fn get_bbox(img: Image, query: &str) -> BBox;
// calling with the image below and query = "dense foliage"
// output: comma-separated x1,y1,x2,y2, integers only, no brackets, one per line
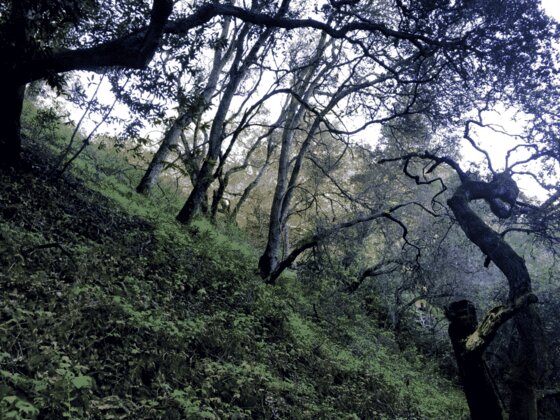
0,115,467,419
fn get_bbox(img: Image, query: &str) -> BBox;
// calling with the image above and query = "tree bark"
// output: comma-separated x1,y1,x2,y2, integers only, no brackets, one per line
136,118,184,194
176,158,214,223
0,1,30,168
259,105,298,276
446,300,503,420
0,82,25,167
445,294,538,420
210,168,227,223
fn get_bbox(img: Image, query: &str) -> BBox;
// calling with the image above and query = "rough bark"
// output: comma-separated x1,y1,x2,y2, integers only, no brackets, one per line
446,300,503,420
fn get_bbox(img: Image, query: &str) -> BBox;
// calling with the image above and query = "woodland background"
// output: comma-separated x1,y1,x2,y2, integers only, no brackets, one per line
1,0,560,418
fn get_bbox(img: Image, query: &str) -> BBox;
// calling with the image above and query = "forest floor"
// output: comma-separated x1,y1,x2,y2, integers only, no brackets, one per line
0,138,467,418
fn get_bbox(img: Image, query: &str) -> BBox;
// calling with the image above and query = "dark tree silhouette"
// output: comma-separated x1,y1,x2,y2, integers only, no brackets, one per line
381,150,550,420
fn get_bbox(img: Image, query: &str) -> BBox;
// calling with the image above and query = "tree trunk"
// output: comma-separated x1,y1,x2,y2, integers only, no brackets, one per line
444,293,538,420
447,178,544,420
260,35,369,279
0,0,176,167
136,15,233,195
446,300,503,420
282,224,290,260
176,158,214,223
0,2,29,168
176,23,274,225
0,82,25,167
509,309,541,420
259,121,295,277
210,170,227,222
258,79,320,277
136,117,184,194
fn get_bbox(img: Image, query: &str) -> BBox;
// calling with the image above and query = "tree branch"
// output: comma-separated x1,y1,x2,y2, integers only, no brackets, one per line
465,293,538,356
19,1,466,84
19,0,175,82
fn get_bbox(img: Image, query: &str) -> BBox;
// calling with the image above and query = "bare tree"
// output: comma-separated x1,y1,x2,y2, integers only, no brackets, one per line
175,2,290,224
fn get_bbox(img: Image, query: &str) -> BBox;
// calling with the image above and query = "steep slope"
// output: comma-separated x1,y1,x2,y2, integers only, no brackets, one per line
0,143,467,419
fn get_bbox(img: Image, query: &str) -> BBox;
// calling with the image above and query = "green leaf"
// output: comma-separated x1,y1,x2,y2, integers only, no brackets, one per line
71,375,93,390
2,396,17,404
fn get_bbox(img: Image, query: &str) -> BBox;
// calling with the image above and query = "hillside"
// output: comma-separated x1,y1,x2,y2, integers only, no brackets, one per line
0,138,468,419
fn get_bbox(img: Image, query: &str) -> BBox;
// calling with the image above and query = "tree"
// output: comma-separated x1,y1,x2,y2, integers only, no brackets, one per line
0,0,174,166
135,13,236,195
380,148,556,419
5,0,555,170
258,29,335,278
175,9,282,224
255,0,558,278
445,294,538,420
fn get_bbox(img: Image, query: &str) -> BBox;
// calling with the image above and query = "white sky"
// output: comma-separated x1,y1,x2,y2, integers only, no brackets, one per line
542,0,560,20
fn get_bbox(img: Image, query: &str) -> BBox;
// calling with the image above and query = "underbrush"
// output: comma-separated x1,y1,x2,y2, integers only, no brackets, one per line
0,112,467,418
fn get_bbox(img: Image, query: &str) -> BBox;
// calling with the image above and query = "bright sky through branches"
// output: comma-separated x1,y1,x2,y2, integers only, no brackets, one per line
64,1,560,203
460,1,560,202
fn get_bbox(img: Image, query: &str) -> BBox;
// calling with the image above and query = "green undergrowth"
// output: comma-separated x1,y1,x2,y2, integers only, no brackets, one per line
1,131,467,418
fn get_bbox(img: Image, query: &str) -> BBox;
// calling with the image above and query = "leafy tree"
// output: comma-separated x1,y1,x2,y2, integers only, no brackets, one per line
3,0,555,168
0,0,173,166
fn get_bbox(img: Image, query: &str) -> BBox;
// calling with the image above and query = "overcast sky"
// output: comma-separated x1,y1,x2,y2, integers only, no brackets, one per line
542,0,560,20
